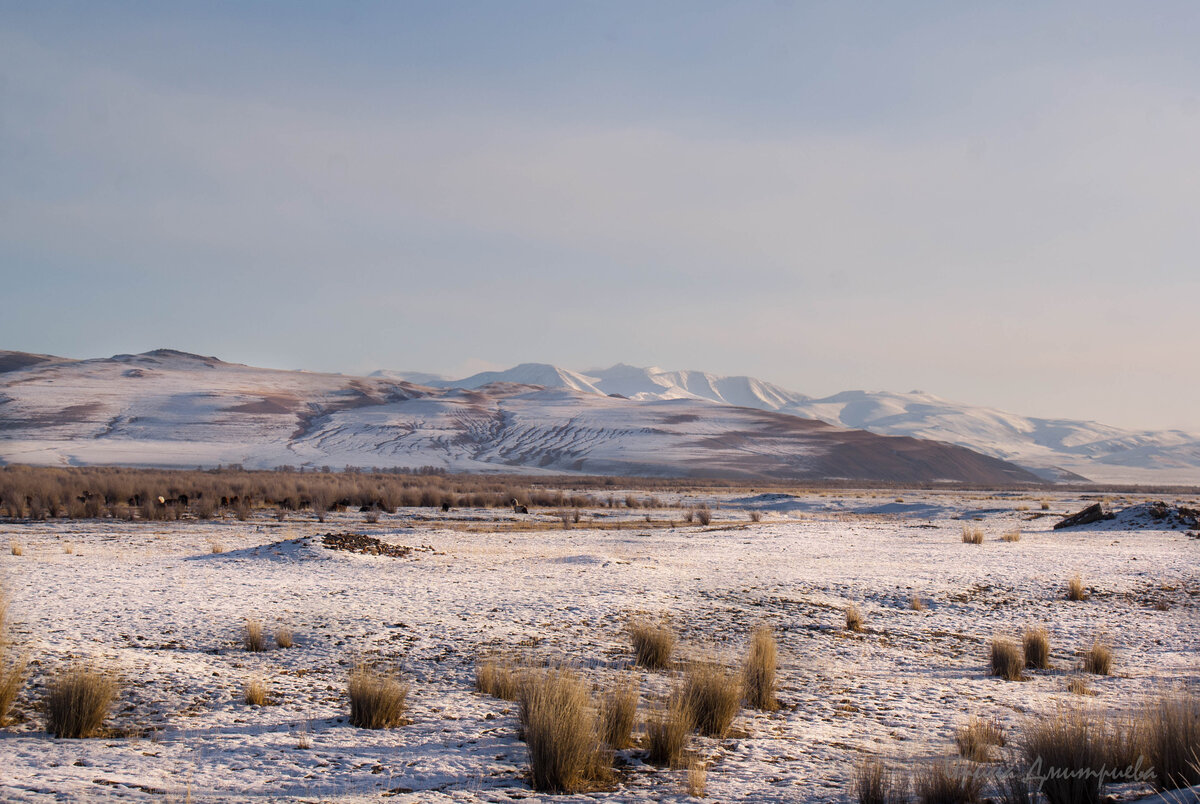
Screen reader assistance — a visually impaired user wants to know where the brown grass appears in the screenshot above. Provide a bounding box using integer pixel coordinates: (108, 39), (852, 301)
(518, 668), (612, 793)
(347, 666), (410, 729)
(682, 663), (741, 738)
(912, 760), (985, 803)
(209, 542), (224, 554)
(1001, 529), (1021, 542)
(955, 716), (1007, 762)
(991, 637), (1024, 681)
(853, 758), (909, 804)
(696, 505), (712, 526)
(1083, 640), (1112, 675)
(1067, 575), (1087, 601)
(645, 696), (691, 767)
(1067, 677), (1091, 696)
(742, 626), (778, 711)
(748, 510), (762, 523)
(686, 758), (707, 797)
(631, 621), (676, 670)
(44, 665), (117, 738)
(8, 542), (22, 556)
(244, 679), (268, 706)
(274, 627), (293, 649)
(1023, 627), (1051, 670)
(961, 526), (984, 545)
(1019, 708), (1109, 804)
(0, 654), (26, 726)
(846, 604), (865, 632)
(243, 619), (265, 652)
(475, 658), (523, 701)
(910, 594), (926, 611)
(600, 681), (638, 749)
(1140, 690), (1200, 790)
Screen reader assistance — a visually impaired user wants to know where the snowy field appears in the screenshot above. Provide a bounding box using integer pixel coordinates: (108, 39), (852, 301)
(0, 489), (1197, 802)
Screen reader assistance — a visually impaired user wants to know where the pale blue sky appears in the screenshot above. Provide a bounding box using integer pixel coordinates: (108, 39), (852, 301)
(3, 3), (1199, 430)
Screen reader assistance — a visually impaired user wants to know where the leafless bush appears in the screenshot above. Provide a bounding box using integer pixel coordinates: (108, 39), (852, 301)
(274, 627), (293, 649)
(696, 505), (712, 526)
(961, 526), (984, 544)
(955, 716), (1007, 762)
(44, 665), (117, 738)
(243, 619), (265, 652)
(912, 760), (984, 804)
(600, 680), (638, 749)
(743, 626), (778, 711)
(1023, 627), (1050, 670)
(682, 663), (741, 738)
(853, 758), (909, 804)
(846, 604), (865, 632)
(518, 668), (612, 793)
(348, 666), (410, 729)
(749, 510), (762, 523)
(631, 621), (676, 670)
(991, 637), (1023, 681)
(1083, 640), (1111, 675)
(684, 509), (695, 524)
(244, 679), (268, 706)
(1067, 575), (1087, 601)
(645, 696), (691, 767)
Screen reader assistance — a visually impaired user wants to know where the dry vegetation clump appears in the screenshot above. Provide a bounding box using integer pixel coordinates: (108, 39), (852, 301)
(853, 758), (909, 804)
(44, 665), (117, 738)
(1020, 708), (1109, 804)
(1067, 575), (1087, 601)
(910, 594), (926, 611)
(1140, 690), (1200, 790)
(1083, 640), (1112, 675)
(1001, 529), (1021, 542)
(0, 589), (26, 726)
(244, 679), (268, 706)
(1023, 627), (1051, 670)
(686, 758), (707, 798)
(645, 696), (691, 767)
(209, 541), (224, 554)
(990, 637), (1024, 681)
(1067, 676), (1092, 696)
(912, 760), (985, 804)
(742, 626), (778, 711)
(9, 541), (22, 556)
(347, 666), (410, 729)
(961, 526), (984, 545)
(599, 681), (638, 749)
(955, 716), (1007, 762)
(475, 658), (523, 701)
(274, 627), (293, 649)
(682, 663), (741, 738)
(696, 505), (712, 526)
(846, 604), (865, 632)
(243, 619), (265, 652)
(748, 510), (762, 523)
(631, 621), (676, 670)
(518, 668), (612, 793)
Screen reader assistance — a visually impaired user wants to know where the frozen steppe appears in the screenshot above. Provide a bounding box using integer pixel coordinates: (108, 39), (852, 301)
(0, 489), (1196, 802)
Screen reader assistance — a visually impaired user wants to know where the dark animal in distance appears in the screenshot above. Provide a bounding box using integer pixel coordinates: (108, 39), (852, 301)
(511, 498), (528, 514)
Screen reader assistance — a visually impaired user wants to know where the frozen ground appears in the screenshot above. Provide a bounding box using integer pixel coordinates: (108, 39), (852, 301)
(0, 489), (1197, 802)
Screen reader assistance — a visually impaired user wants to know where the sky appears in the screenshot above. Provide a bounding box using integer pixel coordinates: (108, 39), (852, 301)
(2, 2), (1199, 431)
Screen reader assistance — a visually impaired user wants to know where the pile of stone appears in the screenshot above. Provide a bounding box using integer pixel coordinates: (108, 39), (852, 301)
(320, 532), (413, 557)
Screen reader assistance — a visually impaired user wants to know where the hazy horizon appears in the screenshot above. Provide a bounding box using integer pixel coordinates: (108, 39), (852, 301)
(4, 3), (1199, 431)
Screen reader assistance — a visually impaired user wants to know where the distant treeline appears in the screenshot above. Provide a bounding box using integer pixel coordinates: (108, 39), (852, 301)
(0, 465), (755, 521)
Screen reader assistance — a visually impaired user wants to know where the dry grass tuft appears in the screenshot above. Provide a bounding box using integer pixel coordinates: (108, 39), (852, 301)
(1020, 707), (1109, 804)
(0, 654), (26, 726)
(682, 663), (741, 738)
(243, 619), (265, 652)
(631, 621), (676, 670)
(518, 668), (612, 793)
(475, 658), (523, 701)
(686, 758), (707, 797)
(961, 526), (984, 545)
(9, 542), (22, 556)
(955, 716), (1007, 762)
(1023, 627), (1051, 670)
(274, 627), (293, 649)
(912, 760), (984, 803)
(209, 542), (224, 554)
(1140, 690), (1200, 790)
(742, 626), (778, 711)
(910, 594), (926, 611)
(347, 666), (410, 729)
(846, 604), (865, 632)
(1067, 575), (1087, 601)
(1083, 640), (1112, 675)
(991, 637), (1024, 681)
(600, 680), (638, 749)
(44, 665), (117, 738)
(696, 505), (712, 526)
(1041, 500), (1051, 510)
(1067, 676), (1092, 696)
(645, 696), (691, 767)
(748, 510), (762, 523)
(853, 758), (908, 804)
(244, 679), (268, 706)
(63, 542), (74, 555)
(1001, 530), (1021, 542)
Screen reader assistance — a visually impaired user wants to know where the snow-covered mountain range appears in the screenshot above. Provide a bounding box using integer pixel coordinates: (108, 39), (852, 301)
(0, 350), (1039, 484)
(372, 362), (1200, 485)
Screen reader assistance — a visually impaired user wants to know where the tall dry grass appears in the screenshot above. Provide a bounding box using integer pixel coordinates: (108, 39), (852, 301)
(517, 668), (611, 793)
(475, 658), (523, 701)
(1023, 627), (1050, 670)
(742, 626), (778, 711)
(991, 637), (1024, 681)
(853, 758), (908, 804)
(645, 696), (691, 768)
(631, 621), (676, 670)
(682, 663), (741, 738)
(599, 681), (638, 750)
(44, 665), (116, 738)
(347, 666), (410, 729)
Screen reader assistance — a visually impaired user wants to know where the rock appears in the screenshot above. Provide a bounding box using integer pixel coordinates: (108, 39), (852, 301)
(1053, 503), (1114, 530)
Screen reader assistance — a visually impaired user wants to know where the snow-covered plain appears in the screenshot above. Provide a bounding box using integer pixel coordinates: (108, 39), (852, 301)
(0, 489), (1197, 802)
